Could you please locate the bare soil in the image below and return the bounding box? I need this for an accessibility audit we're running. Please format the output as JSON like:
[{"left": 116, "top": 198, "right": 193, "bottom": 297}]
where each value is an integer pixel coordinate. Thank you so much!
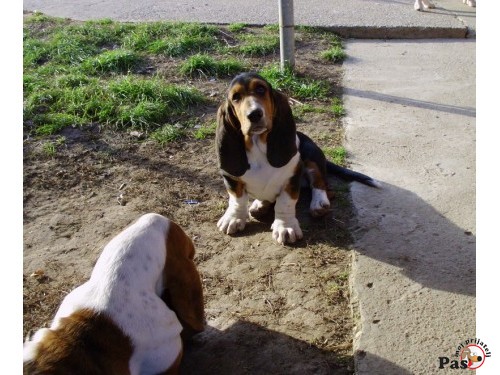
[{"left": 23, "top": 27, "right": 356, "bottom": 374}]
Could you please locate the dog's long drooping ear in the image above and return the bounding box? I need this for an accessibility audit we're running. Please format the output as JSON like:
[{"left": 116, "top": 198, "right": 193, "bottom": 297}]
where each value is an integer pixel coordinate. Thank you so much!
[
  {"left": 163, "top": 221, "right": 205, "bottom": 340},
  {"left": 215, "top": 102, "right": 250, "bottom": 177},
  {"left": 267, "top": 89, "right": 298, "bottom": 168}
]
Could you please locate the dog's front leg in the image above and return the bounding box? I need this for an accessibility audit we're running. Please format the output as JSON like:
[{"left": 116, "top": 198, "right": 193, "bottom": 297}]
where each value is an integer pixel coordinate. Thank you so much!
[
  {"left": 271, "top": 167, "right": 303, "bottom": 245},
  {"left": 271, "top": 191, "right": 303, "bottom": 245},
  {"left": 414, "top": 0, "right": 435, "bottom": 10},
  {"left": 217, "top": 175, "right": 248, "bottom": 235}
]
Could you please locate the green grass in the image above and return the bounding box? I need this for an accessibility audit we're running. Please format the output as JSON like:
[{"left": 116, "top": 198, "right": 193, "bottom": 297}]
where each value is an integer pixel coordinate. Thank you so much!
[
  {"left": 108, "top": 77, "right": 205, "bottom": 128},
  {"left": 331, "top": 97, "right": 346, "bottom": 117},
  {"left": 23, "top": 38, "right": 51, "bottom": 67},
  {"left": 108, "top": 76, "right": 203, "bottom": 104},
  {"left": 23, "top": 33, "right": 96, "bottom": 67},
  {"left": 150, "top": 124, "right": 185, "bottom": 144},
  {"left": 24, "top": 13, "right": 347, "bottom": 137},
  {"left": 324, "top": 268, "right": 350, "bottom": 297},
  {"left": 55, "top": 73, "right": 91, "bottom": 88},
  {"left": 292, "top": 103, "right": 328, "bottom": 116},
  {"left": 321, "top": 46, "right": 346, "bottom": 63},
  {"left": 122, "top": 22, "right": 219, "bottom": 56},
  {"left": 42, "top": 141, "right": 57, "bottom": 157},
  {"left": 81, "top": 49, "right": 143, "bottom": 74},
  {"left": 41, "top": 136, "right": 66, "bottom": 156},
  {"left": 193, "top": 122, "right": 217, "bottom": 140},
  {"left": 337, "top": 269, "right": 349, "bottom": 282},
  {"left": 34, "top": 114, "right": 84, "bottom": 135},
  {"left": 325, "top": 281, "right": 341, "bottom": 297},
  {"left": 292, "top": 97, "right": 346, "bottom": 119},
  {"left": 233, "top": 34, "right": 279, "bottom": 56},
  {"left": 117, "top": 101, "right": 168, "bottom": 128},
  {"left": 320, "top": 35, "right": 346, "bottom": 62},
  {"left": 259, "top": 64, "right": 329, "bottom": 100},
  {"left": 147, "top": 35, "right": 215, "bottom": 56},
  {"left": 179, "top": 54, "right": 244, "bottom": 77},
  {"left": 25, "top": 74, "right": 205, "bottom": 131},
  {"left": 323, "top": 146, "right": 347, "bottom": 165},
  {"left": 292, "top": 104, "right": 331, "bottom": 122},
  {"left": 227, "top": 23, "right": 246, "bottom": 33},
  {"left": 23, "top": 13, "right": 230, "bottom": 136},
  {"left": 296, "top": 25, "right": 324, "bottom": 34},
  {"left": 23, "top": 15, "right": 224, "bottom": 135},
  {"left": 66, "top": 21, "right": 135, "bottom": 48},
  {"left": 263, "top": 24, "right": 279, "bottom": 32},
  {"left": 24, "top": 11, "right": 63, "bottom": 25},
  {"left": 23, "top": 12, "right": 68, "bottom": 40}
]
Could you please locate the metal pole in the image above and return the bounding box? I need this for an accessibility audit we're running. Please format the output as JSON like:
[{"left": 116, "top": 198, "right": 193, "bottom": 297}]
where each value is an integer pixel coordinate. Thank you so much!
[{"left": 278, "top": 0, "right": 295, "bottom": 70}]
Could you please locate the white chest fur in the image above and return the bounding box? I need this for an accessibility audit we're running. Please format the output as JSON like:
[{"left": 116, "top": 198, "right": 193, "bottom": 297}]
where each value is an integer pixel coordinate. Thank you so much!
[{"left": 241, "top": 135, "right": 300, "bottom": 202}]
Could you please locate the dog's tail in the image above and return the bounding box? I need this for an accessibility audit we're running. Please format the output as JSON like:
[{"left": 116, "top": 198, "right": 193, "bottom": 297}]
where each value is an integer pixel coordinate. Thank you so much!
[{"left": 326, "top": 161, "right": 381, "bottom": 188}]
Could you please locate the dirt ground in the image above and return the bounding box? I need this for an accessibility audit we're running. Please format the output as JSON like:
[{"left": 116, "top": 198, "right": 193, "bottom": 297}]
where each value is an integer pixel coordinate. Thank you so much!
[{"left": 23, "top": 29, "right": 357, "bottom": 374}]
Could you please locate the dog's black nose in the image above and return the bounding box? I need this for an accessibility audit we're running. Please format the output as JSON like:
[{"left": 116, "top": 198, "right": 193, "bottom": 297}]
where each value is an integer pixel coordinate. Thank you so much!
[{"left": 247, "top": 108, "right": 263, "bottom": 123}]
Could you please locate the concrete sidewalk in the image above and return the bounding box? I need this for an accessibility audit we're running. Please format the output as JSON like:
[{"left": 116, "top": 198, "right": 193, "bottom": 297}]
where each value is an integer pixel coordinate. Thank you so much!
[
  {"left": 344, "top": 40, "right": 475, "bottom": 374},
  {"left": 22, "top": 1, "right": 477, "bottom": 374},
  {"left": 24, "top": 0, "right": 476, "bottom": 38}
]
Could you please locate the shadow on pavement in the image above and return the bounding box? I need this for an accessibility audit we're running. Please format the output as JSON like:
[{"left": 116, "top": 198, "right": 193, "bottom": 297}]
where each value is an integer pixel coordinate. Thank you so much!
[
  {"left": 355, "top": 350, "right": 414, "bottom": 375},
  {"left": 350, "top": 181, "right": 475, "bottom": 296},
  {"left": 346, "top": 88, "right": 476, "bottom": 117},
  {"left": 180, "top": 321, "right": 354, "bottom": 375}
]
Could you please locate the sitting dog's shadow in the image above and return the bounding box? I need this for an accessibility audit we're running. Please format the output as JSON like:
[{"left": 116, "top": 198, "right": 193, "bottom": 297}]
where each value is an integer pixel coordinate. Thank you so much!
[{"left": 180, "top": 321, "right": 411, "bottom": 375}]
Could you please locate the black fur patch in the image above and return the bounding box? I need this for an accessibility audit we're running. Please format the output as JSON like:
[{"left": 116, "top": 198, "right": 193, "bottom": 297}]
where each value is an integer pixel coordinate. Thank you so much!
[{"left": 267, "top": 89, "right": 298, "bottom": 168}]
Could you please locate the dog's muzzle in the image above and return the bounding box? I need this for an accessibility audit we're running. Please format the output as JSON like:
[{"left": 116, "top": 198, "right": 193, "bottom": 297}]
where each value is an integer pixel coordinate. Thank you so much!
[
  {"left": 246, "top": 108, "right": 267, "bottom": 134},
  {"left": 247, "top": 108, "right": 263, "bottom": 123}
]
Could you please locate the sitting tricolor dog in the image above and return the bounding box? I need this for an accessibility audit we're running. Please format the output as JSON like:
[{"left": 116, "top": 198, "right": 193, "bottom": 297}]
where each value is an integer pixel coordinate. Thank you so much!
[
  {"left": 23, "top": 213, "right": 204, "bottom": 375},
  {"left": 216, "top": 72, "right": 379, "bottom": 245}
]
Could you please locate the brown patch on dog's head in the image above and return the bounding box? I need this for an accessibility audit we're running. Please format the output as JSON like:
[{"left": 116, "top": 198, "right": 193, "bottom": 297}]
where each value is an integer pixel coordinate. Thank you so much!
[{"left": 225, "top": 72, "right": 274, "bottom": 137}]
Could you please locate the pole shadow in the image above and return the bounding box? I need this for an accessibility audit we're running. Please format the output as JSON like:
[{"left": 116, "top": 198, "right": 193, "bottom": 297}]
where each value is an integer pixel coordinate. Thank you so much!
[{"left": 345, "top": 88, "right": 476, "bottom": 117}]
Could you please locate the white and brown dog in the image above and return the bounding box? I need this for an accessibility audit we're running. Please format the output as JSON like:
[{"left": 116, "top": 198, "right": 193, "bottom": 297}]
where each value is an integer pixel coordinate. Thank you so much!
[
  {"left": 216, "top": 72, "right": 379, "bottom": 245},
  {"left": 23, "top": 213, "right": 204, "bottom": 375},
  {"left": 414, "top": 0, "right": 475, "bottom": 11}
]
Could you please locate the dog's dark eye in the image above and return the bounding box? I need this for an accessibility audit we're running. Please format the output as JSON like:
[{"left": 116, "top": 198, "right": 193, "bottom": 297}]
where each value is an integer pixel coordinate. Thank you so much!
[
  {"left": 231, "top": 92, "right": 241, "bottom": 102},
  {"left": 232, "top": 93, "right": 241, "bottom": 102},
  {"left": 255, "top": 85, "right": 266, "bottom": 95}
]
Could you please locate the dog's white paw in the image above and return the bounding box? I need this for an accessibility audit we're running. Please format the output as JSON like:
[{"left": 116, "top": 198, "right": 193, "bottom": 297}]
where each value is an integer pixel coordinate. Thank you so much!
[
  {"left": 464, "top": 0, "right": 475, "bottom": 7},
  {"left": 310, "top": 188, "right": 330, "bottom": 217},
  {"left": 271, "top": 218, "right": 303, "bottom": 245},
  {"left": 217, "top": 210, "right": 247, "bottom": 235},
  {"left": 414, "top": 0, "right": 434, "bottom": 10}
]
